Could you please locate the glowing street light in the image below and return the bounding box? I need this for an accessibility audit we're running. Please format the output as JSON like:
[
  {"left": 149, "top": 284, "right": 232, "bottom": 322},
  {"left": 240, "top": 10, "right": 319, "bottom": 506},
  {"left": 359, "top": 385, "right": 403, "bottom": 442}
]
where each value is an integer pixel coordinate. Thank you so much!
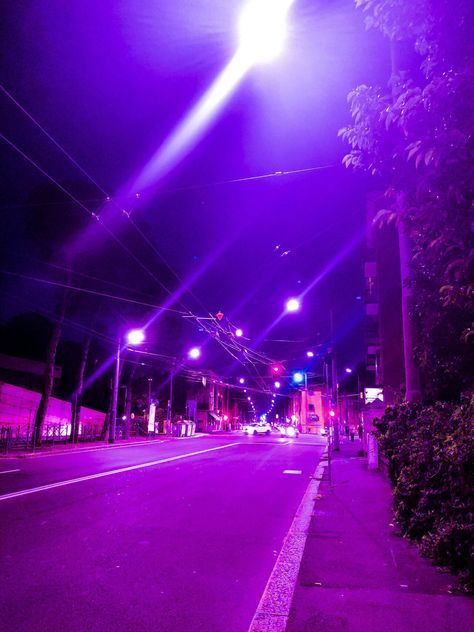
[
  {"left": 238, "top": 0, "right": 294, "bottom": 65},
  {"left": 235, "top": 328, "right": 243, "bottom": 337},
  {"left": 126, "top": 329, "right": 145, "bottom": 345},
  {"left": 239, "top": 377, "right": 245, "bottom": 384},
  {"left": 345, "top": 367, "right": 352, "bottom": 373},
  {"left": 285, "top": 297, "right": 301, "bottom": 313},
  {"left": 274, "top": 381, "right": 281, "bottom": 389},
  {"left": 188, "top": 347, "right": 201, "bottom": 360},
  {"left": 306, "top": 351, "right": 314, "bottom": 358},
  {"left": 293, "top": 371, "right": 304, "bottom": 384}
]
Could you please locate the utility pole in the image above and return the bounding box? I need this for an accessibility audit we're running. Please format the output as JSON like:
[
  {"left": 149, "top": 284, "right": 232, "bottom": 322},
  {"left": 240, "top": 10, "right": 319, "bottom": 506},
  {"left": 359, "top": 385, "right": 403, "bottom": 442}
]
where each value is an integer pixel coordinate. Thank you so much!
[
  {"left": 168, "top": 359, "right": 177, "bottom": 423},
  {"left": 148, "top": 377, "right": 153, "bottom": 409},
  {"left": 398, "top": 220, "right": 421, "bottom": 401},
  {"left": 329, "top": 309, "right": 340, "bottom": 450},
  {"left": 109, "top": 337, "right": 121, "bottom": 444}
]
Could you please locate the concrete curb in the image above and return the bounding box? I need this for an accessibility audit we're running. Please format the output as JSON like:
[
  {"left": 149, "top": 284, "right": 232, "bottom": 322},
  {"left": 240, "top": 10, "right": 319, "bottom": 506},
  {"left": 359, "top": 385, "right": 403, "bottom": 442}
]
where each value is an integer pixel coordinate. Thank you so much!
[{"left": 248, "top": 451, "right": 328, "bottom": 631}]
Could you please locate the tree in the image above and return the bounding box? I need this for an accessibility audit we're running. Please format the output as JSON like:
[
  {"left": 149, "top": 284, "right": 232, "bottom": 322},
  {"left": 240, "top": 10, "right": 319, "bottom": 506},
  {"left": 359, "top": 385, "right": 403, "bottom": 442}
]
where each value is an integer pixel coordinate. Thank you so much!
[
  {"left": 69, "top": 332, "right": 92, "bottom": 443},
  {"left": 339, "top": 0, "right": 474, "bottom": 400},
  {"left": 26, "top": 181, "right": 89, "bottom": 444}
]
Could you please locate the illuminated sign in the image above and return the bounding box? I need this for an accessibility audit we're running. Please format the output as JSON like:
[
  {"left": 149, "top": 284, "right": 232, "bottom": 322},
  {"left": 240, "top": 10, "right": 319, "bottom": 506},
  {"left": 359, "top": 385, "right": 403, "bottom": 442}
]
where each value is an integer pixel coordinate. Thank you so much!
[{"left": 364, "top": 388, "right": 384, "bottom": 404}]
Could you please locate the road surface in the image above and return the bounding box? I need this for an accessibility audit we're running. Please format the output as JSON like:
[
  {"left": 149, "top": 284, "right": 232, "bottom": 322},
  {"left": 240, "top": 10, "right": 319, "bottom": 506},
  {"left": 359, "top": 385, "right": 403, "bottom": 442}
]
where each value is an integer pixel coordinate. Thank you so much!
[{"left": 0, "top": 433, "right": 325, "bottom": 632}]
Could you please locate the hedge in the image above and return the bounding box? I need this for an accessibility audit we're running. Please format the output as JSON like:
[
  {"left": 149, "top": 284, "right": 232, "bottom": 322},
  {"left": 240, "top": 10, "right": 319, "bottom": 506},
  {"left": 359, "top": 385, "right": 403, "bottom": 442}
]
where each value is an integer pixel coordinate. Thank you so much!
[{"left": 374, "top": 396, "right": 474, "bottom": 592}]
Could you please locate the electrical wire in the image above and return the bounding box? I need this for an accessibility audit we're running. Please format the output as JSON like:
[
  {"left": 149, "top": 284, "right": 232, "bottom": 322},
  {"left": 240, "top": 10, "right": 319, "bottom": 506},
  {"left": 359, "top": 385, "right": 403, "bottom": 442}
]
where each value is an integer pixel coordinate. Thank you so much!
[
  {"left": 1, "top": 85, "right": 210, "bottom": 316},
  {"left": 1, "top": 84, "right": 108, "bottom": 195},
  {"left": 0, "top": 270, "right": 188, "bottom": 314},
  {"left": 1, "top": 90, "right": 327, "bottom": 372}
]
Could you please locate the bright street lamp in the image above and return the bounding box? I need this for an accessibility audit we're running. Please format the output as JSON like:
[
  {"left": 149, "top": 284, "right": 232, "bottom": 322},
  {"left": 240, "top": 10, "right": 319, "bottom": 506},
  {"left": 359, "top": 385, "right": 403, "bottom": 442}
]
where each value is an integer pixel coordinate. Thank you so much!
[
  {"left": 285, "top": 297, "right": 301, "bottom": 313},
  {"left": 306, "top": 351, "right": 314, "bottom": 358},
  {"left": 238, "top": 0, "right": 294, "bottom": 64},
  {"left": 126, "top": 329, "right": 145, "bottom": 345},
  {"left": 235, "top": 328, "right": 243, "bottom": 337},
  {"left": 188, "top": 347, "right": 201, "bottom": 360}
]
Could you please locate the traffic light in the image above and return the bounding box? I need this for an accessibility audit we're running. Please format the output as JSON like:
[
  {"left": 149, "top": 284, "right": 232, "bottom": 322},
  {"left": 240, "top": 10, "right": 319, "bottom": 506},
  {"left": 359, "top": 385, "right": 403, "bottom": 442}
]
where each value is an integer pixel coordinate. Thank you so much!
[{"left": 292, "top": 371, "right": 305, "bottom": 384}]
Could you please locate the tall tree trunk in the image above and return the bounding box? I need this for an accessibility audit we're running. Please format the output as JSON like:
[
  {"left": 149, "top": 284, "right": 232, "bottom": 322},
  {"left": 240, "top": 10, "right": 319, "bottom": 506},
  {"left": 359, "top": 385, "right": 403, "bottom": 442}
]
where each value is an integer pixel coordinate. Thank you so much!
[
  {"left": 100, "top": 380, "right": 113, "bottom": 441},
  {"left": 33, "top": 289, "right": 70, "bottom": 446},
  {"left": 390, "top": 40, "right": 422, "bottom": 402},
  {"left": 70, "top": 333, "right": 92, "bottom": 443}
]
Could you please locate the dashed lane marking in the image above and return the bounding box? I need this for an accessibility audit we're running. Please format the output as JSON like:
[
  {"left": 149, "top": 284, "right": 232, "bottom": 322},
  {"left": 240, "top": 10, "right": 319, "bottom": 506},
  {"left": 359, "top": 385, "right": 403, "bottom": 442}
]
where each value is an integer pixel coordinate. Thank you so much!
[
  {"left": 0, "top": 443, "right": 240, "bottom": 502},
  {"left": 0, "top": 469, "right": 20, "bottom": 475}
]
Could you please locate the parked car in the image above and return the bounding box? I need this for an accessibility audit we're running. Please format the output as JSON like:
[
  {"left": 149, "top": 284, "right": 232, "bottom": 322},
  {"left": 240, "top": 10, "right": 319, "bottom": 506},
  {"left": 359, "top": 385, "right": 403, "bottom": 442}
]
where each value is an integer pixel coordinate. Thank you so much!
[
  {"left": 277, "top": 424, "right": 299, "bottom": 438},
  {"left": 242, "top": 422, "right": 272, "bottom": 435}
]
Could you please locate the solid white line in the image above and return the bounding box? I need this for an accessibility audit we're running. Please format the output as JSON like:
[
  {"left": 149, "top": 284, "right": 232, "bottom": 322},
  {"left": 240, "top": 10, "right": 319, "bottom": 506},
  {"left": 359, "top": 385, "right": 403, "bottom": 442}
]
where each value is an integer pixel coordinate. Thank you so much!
[
  {"left": 15, "top": 439, "right": 168, "bottom": 459},
  {"left": 0, "top": 442, "right": 240, "bottom": 502},
  {"left": 282, "top": 469, "right": 302, "bottom": 475},
  {"left": 248, "top": 451, "right": 328, "bottom": 632},
  {"left": 0, "top": 469, "right": 20, "bottom": 475}
]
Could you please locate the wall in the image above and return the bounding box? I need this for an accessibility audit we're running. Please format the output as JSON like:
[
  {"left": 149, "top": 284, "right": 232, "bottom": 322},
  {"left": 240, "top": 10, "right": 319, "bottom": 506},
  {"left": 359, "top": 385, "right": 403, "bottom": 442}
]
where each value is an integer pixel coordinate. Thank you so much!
[{"left": 0, "top": 382, "right": 105, "bottom": 435}]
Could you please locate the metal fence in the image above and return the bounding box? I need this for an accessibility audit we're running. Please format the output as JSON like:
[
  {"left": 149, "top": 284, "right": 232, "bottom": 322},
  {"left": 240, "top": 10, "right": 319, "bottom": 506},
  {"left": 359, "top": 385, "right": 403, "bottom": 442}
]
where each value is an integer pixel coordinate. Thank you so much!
[{"left": 0, "top": 422, "right": 102, "bottom": 454}]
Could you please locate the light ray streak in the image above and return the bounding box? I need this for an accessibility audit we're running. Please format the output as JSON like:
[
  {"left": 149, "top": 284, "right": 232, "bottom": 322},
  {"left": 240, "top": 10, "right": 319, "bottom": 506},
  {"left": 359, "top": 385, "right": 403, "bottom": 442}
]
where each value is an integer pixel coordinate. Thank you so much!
[{"left": 132, "top": 51, "right": 251, "bottom": 194}]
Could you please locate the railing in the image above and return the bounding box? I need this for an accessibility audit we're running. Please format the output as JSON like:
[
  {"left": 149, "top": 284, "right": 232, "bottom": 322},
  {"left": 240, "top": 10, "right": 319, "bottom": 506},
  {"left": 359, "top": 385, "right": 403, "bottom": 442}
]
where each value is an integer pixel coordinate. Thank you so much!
[{"left": 0, "top": 422, "right": 102, "bottom": 454}]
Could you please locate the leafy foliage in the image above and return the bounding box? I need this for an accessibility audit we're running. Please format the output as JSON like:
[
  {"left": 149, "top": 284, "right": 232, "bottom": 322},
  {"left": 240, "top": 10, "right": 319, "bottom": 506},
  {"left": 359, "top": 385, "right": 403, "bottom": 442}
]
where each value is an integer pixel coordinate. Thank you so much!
[
  {"left": 375, "top": 397, "right": 474, "bottom": 592},
  {"left": 340, "top": 0, "right": 474, "bottom": 399}
]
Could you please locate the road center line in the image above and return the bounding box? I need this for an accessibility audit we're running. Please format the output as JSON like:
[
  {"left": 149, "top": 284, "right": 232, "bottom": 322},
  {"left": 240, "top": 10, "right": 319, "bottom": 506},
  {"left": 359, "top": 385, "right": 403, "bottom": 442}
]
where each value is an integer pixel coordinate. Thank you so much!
[
  {"left": 0, "top": 469, "right": 21, "bottom": 475},
  {"left": 282, "top": 469, "right": 302, "bottom": 475},
  {"left": 0, "top": 443, "right": 240, "bottom": 502}
]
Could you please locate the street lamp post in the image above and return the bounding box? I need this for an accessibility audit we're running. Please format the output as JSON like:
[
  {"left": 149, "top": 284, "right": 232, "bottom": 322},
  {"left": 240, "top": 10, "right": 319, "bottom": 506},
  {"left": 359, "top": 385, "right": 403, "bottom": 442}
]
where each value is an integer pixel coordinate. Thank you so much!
[
  {"left": 109, "top": 336, "right": 121, "bottom": 444},
  {"left": 168, "top": 360, "right": 175, "bottom": 424},
  {"left": 109, "top": 329, "right": 145, "bottom": 444}
]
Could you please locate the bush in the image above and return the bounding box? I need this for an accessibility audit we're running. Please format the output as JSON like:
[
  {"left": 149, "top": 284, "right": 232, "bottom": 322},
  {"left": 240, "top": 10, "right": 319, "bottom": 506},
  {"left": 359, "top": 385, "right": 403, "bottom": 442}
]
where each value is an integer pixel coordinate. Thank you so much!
[{"left": 374, "top": 396, "right": 474, "bottom": 592}]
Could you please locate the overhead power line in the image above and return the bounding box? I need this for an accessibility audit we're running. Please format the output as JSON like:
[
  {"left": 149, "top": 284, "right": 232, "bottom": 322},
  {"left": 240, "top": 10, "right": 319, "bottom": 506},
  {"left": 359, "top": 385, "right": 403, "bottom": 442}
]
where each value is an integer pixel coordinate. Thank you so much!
[{"left": 0, "top": 270, "right": 188, "bottom": 314}]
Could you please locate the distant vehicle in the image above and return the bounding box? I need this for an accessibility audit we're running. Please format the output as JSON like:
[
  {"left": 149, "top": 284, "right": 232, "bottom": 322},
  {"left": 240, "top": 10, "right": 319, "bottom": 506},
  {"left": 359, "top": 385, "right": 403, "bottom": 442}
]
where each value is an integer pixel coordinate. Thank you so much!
[
  {"left": 242, "top": 422, "right": 272, "bottom": 435},
  {"left": 320, "top": 427, "right": 328, "bottom": 437},
  {"left": 277, "top": 424, "right": 299, "bottom": 438}
]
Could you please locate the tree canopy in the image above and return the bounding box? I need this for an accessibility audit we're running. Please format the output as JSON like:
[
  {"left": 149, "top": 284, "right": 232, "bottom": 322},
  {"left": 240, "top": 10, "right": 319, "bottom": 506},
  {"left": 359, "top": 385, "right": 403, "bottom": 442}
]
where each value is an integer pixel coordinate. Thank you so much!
[{"left": 340, "top": 0, "right": 474, "bottom": 400}]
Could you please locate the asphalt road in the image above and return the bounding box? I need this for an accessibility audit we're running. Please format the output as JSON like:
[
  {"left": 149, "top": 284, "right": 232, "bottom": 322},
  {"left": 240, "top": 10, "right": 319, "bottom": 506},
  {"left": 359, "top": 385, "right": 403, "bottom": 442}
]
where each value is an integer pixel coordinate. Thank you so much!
[{"left": 0, "top": 433, "right": 325, "bottom": 632}]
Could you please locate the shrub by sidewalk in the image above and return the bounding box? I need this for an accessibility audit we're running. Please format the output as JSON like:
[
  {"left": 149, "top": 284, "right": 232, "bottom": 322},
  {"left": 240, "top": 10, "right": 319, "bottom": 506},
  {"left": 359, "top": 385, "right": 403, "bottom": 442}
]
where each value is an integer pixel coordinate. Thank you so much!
[{"left": 374, "top": 396, "right": 474, "bottom": 593}]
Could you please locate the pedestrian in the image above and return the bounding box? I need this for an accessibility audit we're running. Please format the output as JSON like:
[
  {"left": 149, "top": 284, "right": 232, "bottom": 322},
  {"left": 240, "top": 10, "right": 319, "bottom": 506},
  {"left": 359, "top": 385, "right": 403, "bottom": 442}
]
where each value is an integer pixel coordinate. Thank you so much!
[
  {"left": 344, "top": 423, "right": 350, "bottom": 437},
  {"left": 350, "top": 428, "right": 355, "bottom": 442},
  {"left": 358, "top": 423, "right": 363, "bottom": 440}
]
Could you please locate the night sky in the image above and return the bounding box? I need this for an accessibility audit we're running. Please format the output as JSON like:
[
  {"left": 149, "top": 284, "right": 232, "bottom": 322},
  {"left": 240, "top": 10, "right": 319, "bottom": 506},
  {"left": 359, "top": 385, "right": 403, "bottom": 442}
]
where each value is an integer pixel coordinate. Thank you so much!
[{"left": 0, "top": 1, "right": 390, "bottom": 388}]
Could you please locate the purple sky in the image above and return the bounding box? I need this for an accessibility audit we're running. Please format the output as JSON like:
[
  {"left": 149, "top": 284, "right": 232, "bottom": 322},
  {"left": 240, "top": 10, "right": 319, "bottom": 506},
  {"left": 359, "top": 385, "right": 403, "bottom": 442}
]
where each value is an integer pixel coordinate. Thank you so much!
[{"left": 0, "top": 0, "right": 390, "bottom": 379}]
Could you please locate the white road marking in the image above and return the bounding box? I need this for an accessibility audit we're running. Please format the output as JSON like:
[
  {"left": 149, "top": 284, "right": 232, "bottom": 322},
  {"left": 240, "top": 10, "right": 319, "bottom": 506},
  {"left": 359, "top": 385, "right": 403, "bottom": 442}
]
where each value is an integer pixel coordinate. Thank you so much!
[
  {"left": 248, "top": 451, "right": 328, "bottom": 632},
  {"left": 0, "top": 469, "right": 20, "bottom": 475},
  {"left": 282, "top": 469, "right": 302, "bottom": 475},
  {"left": 14, "top": 439, "right": 168, "bottom": 459},
  {"left": 0, "top": 443, "right": 240, "bottom": 502}
]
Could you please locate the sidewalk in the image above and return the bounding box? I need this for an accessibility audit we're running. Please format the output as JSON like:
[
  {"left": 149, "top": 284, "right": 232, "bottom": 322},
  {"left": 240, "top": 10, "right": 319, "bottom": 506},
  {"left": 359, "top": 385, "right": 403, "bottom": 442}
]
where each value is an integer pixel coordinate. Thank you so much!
[{"left": 286, "top": 438, "right": 473, "bottom": 632}]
